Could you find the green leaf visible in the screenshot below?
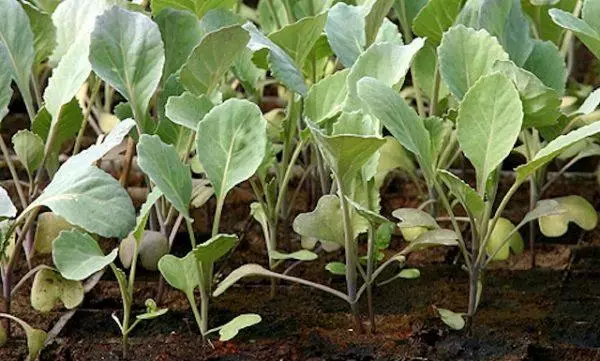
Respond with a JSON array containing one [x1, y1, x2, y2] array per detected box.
[[436, 307, 465, 330], [487, 217, 524, 260], [0, 186, 16, 219], [150, 0, 236, 18], [137, 134, 192, 219], [412, 42, 450, 100], [399, 268, 421, 279], [293, 195, 345, 246], [412, 0, 463, 45], [155, 8, 203, 85], [191, 179, 214, 208], [492, 60, 562, 129], [243, 22, 307, 96], [345, 39, 425, 111], [27, 165, 135, 238], [22, 1, 56, 67], [158, 251, 201, 298], [357, 77, 433, 176], [44, 0, 114, 119], [549, 6, 600, 59], [0, 0, 35, 116], [31, 268, 84, 312], [438, 170, 485, 220], [375, 136, 415, 187], [90, 6, 165, 130], [270, 249, 318, 261], [515, 121, 600, 182], [165, 92, 214, 130], [438, 25, 509, 100], [539, 196, 598, 237], [307, 120, 385, 189], [304, 69, 349, 123], [217, 314, 261, 341], [405, 229, 459, 251], [179, 25, 249, 96], [364, 0, 396, 46], [0, 44, 13, 120], [375, 18, 404, 45], [392, 208, 439, 229], [269, 12, 327, 68], [194, 233, 238, 264], [457, 73, 523, 190], [136, 299, 168, 321], [574, 88, 600, 116], [325, 2, 365, 67], [523, 40, 567, 95], [346, 196, 390, 226], [12, 130, 44, 178], [53, 230, 118, 281], [214, 264, 284, 297], [196, 98, 267, 199], [325, 261, 346, 275], [34, 212, 75, 254]]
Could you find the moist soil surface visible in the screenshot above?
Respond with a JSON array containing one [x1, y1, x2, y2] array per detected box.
[[1, 175, 600, 361]]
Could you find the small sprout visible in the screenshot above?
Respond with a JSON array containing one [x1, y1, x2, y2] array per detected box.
[[325, 262, 347, 275], [213, 314, 262, 342], [436, 307, 465, 330], [398, 268, 420, 279]]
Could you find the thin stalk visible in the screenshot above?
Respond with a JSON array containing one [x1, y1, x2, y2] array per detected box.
[[265, 0, 283, 29], [212, 195, 225, 237], [274, 138, 306, 218], [366, 223, 376, 333], [559, 0, 583, 58], [0, 136, 27, 209], [119, 137, 135, 187], [540, 156, 581, 195], [30, 73, 42, 109], [523, 131, 538, 268], [186, 292, 205, 337], [73, 78, 102, 155], [430, 62, 441, 116], [121, 237, 141, 357]]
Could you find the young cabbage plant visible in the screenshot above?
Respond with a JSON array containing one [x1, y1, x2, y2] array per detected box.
[[359, 68, 600, 328], [0, 313, 47, 361]]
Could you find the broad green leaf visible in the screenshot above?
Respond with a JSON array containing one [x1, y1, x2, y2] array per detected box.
[[492, 60, 561, 129], [137, 134, 192, 219], [31, 268, 83, 312], [392, 208, 439, 229], [53, 230, 118, 280], [217, 314, 261, 341], [44, 0, 114, 119], [32, 100, 83, 175], [0, 186, 16, 219], [155, 8, 203, 84], [437, 307, 465, 330], [375, 18, 404, 45], [457, 73, 523, 190], [486, 217, 524, 261], [0, 45, 12, 120], [345, 39, 425, 111], [158, 251, 201, 298], [165, 92, 213, 130], [325, 262, 346, 275], [357, 77, 433, 176], [523, 40, 567, 95], [194, 234, 238, 264], [325, 2, 365, 67], [12, 130, 44, 178], [270, 250, 318, 261], [515, 121, 600, 182], [364, 0, 396, 46], [22, 1, 56, 66], [539, 196, 598, 237], [412, 0, 462, 45], [198, 8, 243, 33], [27, 165, 135, 238], [233, 47, 266, 96], [412, 41, 450, 100], [257, 0, 288, 34], [438, 25, 509, 100], [179, 25, 249, 96], [307, 121, 385, 189], [0, 0, 35, 116], [549, 6, 600, 59], [90, 6, 165, 130], [63, 118, 136, 171], [34, 212, 75, 254], [438, 170, 485, 220], [375, 136, 415, 187], [304, 69, 349, 123], [293, 195, 345, 246], [269, 12, 327, 68], [243, 22, 307, 96], [196, 99, 267, 199], [150, 0, 236, 18]]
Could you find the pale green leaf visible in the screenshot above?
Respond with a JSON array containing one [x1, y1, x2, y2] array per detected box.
[[375, 136, 415, 187], [90, 6, 165, 130], [346, 196, 390, 226], [213, 264, 279, 296], [0, 46, 12, 120], [523, 40, 567, 95], [270, 250, 318, 261], [150, 0, 236, 18], [179, 25, 249, 96], [392, 208, 438, 229], [399, 268, 420, 279], [165, 92, 213, 130], [304, 69, 349, 123], [293, 195, 345, 246], [438, 25, 509, 100], [34, 212, 75, 254], [196, 98, 267, 199], [158, 251, 200, 298], [539, 195, 598, 237], [325, 2, 365, 67], [27, 165, 135, 238], [31, 268, 83, 312], [438, 170, 485, 220], [194, 234, 238, 264], [22, 1, 56, 66], [437, 307, 465, 330], [412, 42, 450, 100], [0, 186, 16, 219], [133, 188, 163, 242], [412, 0, 462, 45], [137, 134, 192, 219], [549, 7, 600, 59], [487, 217, 523, 260], [375, 18, 403, 45], [53, 230, 118, 280], [364, 0, 396, 46], [574, 88, 600, 116], [405, 229, 459, 251], [12, 130, 44, 177], [217, 314, 261, 341], [325, 261, 346, 275], [457, 73, 523, 190], [138, 231, 169, 271], [269, 12, 327, 67]]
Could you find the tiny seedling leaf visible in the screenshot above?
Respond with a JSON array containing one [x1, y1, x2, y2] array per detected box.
[[436, 307, 465, 330], [539, 196, 598, 237], [31, 268, 84, 312], [217, 314, 261, 341]]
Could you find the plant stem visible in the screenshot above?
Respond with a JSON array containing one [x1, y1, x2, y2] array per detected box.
[[119, 137, 135, 187], [265, 0, 283, 29], [366, 223, 376, 333], [560, 0, 583, 58], [73, 78, 102, 155], [430, 63, 441, 116], [212, 195, 225, 237], [0, 135, 27, 209]]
